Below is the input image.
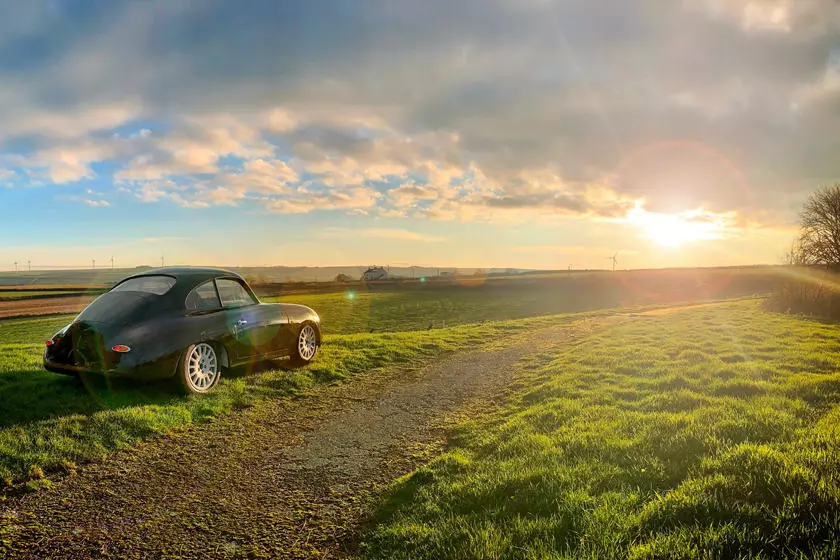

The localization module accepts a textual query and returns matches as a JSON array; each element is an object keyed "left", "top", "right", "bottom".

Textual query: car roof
[{"left": 122, "top": 267, "right": 245, "bottom": 287}]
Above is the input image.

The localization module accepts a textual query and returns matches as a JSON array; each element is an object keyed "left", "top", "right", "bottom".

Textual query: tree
[{"left": 794, "top": 185, "right": 840, "bottom": 266}]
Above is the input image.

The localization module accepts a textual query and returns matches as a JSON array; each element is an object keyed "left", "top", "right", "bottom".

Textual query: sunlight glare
[{"left": 627, "top": 202, "right": 734, "bottom": 248}]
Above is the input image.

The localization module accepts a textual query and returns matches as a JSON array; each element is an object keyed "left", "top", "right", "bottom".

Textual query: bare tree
[
  {"left": 796, "top": 185, "right": 840, "bottom": 266},
  {"left": 784, "top": 240, "right": 810, "bottom": 266}
]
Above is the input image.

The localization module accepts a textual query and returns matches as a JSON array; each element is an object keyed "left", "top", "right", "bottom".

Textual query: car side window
[
  {"left": 216, "top": 278, "right": 257, "bottom": 309},
  {"left": 186, "top": 281, "right": 221, "bottom": 311}
]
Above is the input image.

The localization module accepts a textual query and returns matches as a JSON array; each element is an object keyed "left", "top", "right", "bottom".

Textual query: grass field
[
  {"left": 0, "top": 295, "right": 604, "bottom": 486},
  {"left": 265, "top": 288, "right": 602, "bottom": 334},
  {"left": 0, "top": 275, "right": 774, "bottom": 487},
  {"left": 364, "top": 300, "right": 840, "bottom": 559},
  {"left": 2, "top": 277, "right": 839, "bottom": 555}
]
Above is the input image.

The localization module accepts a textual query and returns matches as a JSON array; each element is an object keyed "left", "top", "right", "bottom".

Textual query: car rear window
[{"left": 111, "top": 275, "right": 176, "bottom": 296}]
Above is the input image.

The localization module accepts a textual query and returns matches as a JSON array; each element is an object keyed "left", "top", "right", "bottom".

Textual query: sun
[
  {"left": 627, "top": 203, "right": 731, "bottom": 248},
  {"left": 635, "top": 213, "right": 699, "bottom": 248}
]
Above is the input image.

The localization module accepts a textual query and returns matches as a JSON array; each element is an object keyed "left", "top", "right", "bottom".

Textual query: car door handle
[{"left": 236, "top": 319, "right": 248, "bottom": 326}]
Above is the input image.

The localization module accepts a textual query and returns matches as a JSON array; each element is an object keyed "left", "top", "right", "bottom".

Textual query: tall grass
[
  {"left": 364, "top": 300, "right": 840, "bottom": 559},
  {"left": 765, "top": 266, "right": 840, "bottom": 318}
]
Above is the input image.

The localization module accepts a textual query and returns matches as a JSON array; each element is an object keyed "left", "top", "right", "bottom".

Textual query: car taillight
[
  {"left": 45, "top": 340, "right": 54, "bottom": 347},
  {"left": 112, "top": 345, "right": 131, "bottom": 353}
]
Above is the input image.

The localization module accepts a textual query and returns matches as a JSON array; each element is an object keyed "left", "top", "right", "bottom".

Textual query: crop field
[
  {"left": 364, "top": 300, "right": 840, "bottom": 559},
  {"left": 0, "top": 291, "right": 85, "bottom": 300}
]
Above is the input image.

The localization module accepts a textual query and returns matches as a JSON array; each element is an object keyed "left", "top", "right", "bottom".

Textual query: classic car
[{"left": 44, "top": 267, "right": 321, "bottom": 394}]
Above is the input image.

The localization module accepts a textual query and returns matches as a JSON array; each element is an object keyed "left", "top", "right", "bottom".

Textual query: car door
[
  {"left": 184, "top": 279, "right": 230, "bottom": 350},
  {"left": 216, "top": 278, "right": 262, "bottom": 361}
]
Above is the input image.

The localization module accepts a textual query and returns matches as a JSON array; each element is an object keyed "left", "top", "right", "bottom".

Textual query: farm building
[{"left": 362, "top": 266, "right": 389, "bottom": 281}]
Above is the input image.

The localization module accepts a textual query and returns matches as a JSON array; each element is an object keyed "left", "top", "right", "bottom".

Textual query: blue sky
[{"left": 1, "top": 0, "right": 837, "bottom": 270}]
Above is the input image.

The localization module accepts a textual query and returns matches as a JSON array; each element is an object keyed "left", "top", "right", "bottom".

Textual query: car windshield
[{"left": 111, "top": 276, "right": 176, "bottom": 296}]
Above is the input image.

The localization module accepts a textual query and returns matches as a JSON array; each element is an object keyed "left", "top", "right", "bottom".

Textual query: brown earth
[
  {"left": 0, "top": 321, "right": 591, "bottom": 559},
  {"left": 0, "top": 296, "right": 94, "bottom": 319}
]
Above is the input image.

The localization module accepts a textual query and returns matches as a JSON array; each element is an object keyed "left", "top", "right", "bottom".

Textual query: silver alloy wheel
[
  {"left": 187, "top": 343, "right": 218, "bottom": 391},
  {"left": 298, "top": 325, "right": 318, "bottom": 361}
]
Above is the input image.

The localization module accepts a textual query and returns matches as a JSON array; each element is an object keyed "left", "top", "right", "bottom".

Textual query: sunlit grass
[
  {"left": 364, "top": 300, "right": 840, "bottom": 559},
  {"left": 0, "top": 306, "right": 584, "bottom": 485},
  {"left": 265, "top": 288, "right": 598, "bottom": 334}
]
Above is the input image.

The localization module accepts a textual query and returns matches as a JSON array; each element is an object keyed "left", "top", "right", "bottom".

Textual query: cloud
[
  {"left": 55, "top": 194, "right": 111, "bottom": 207},
  {"left": 0, "top": 0, "right": 839, "bottom": 233},
  {"left": 263, "top": 186, "right": 380, "bottom": 214},
  {"left": 689, "top": 0, "right": 840, "bottom": 36},
  {"left": 84, "top": 199, "right": 110, "bottom": 207},
  {"left": 317, "top": 227, "right": 446, "bottom": 243}
]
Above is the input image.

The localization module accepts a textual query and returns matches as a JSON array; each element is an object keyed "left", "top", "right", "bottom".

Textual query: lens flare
[{"left": 627, "top": 202, "right": 736, "bottom": 248}]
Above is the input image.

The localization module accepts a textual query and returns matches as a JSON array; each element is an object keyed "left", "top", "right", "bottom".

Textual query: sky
[{"left": 0, "top": 0, "right": 836, "bottom": 271}]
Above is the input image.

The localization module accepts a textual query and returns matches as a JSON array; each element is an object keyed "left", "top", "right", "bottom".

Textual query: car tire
[
  {"left": 176, "top": 342, "right": 221, "bottom": 394},
  {"left": 290, "top": 323, "right": 320, "bottom": 366}
]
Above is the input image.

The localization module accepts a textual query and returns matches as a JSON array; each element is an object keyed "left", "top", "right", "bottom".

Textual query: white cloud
[
  {"left": 264, "top": 186, "right": 380, "bottom": 214},
  {"left": 0, "top": 99, "right": 141, "bottom": 141},
  {"left": 317, "top": 227, "right": 446, "bottom": 243},
  {"left": 83, "top": 199, "right": 110, "bottom": 207},
  {"left": 54, "top": 194, "right": 111, "bottom": 207},
  {"left": 114, "top": 117, "right": 275, "bottom": 181},
  {"left": 688, "top": 0, "right": 840, "bottom": 35}
]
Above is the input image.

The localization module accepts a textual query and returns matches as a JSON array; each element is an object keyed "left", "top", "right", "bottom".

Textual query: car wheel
[
  {"left": 290, "top": 323, "right": 319, "bottom": 365},
  {"left": 177, "top": 342, "right": 221, "bottom": 394}
]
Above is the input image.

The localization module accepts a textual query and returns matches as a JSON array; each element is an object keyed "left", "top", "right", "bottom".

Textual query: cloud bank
[{"left": 1, "top": 0, "right": 839, "bottom": 232}]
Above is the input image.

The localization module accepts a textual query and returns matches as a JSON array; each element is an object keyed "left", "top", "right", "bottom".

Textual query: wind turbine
[{"left": 607, "top": 251, "right": 619, "bottom": 272}]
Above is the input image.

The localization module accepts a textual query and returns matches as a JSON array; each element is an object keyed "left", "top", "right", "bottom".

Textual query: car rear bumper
[{"left": 43, "top": 353, "right": 179, "bottom": 380}]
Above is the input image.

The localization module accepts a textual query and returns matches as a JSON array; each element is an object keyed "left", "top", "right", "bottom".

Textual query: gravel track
[{"left": 0, "top": 322, "right": 587, "bottom": 559}]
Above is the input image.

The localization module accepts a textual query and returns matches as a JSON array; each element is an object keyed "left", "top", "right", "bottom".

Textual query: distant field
[
  {"left": 365, "top": 300, "right": 840, "bottom": 559},
  {"left": 0, "top": 291, "right": 85, "bottom": 300},
  {"left": 263, "top": 267, "right": 781, "bottom": 334},
  {"left": 0, "top": 265, "right": 789, "bottom": 321}
]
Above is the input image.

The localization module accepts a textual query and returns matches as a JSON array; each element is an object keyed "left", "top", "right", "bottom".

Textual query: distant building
[
  {"left": 362, "top": 266, "right": 389, "bottom": 281},
  {"left": 334, "top": 274, "right": 354, "bottom": 283}
]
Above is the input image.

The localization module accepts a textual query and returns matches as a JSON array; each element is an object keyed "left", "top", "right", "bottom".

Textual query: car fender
[{"left": 279, "top": 303, "right": 319, "bottom": 323}]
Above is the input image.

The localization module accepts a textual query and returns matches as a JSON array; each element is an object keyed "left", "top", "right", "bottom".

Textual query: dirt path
[{"left": 1, "top": 321, "right": 588, "bottom": 559}]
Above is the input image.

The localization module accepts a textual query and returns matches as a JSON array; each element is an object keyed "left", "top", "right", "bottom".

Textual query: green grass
[
  {"left": 0, "top": 282, "right": 760, "bottom": 487},
  {"left": 0, "top": 305, "right": 590, "bottom": 485},
  {"left": 364, "top": 300, "right": 840, "bottom": 559},
  {"left": 264, "top": 288, "right": 594, "bottom": 335}
]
